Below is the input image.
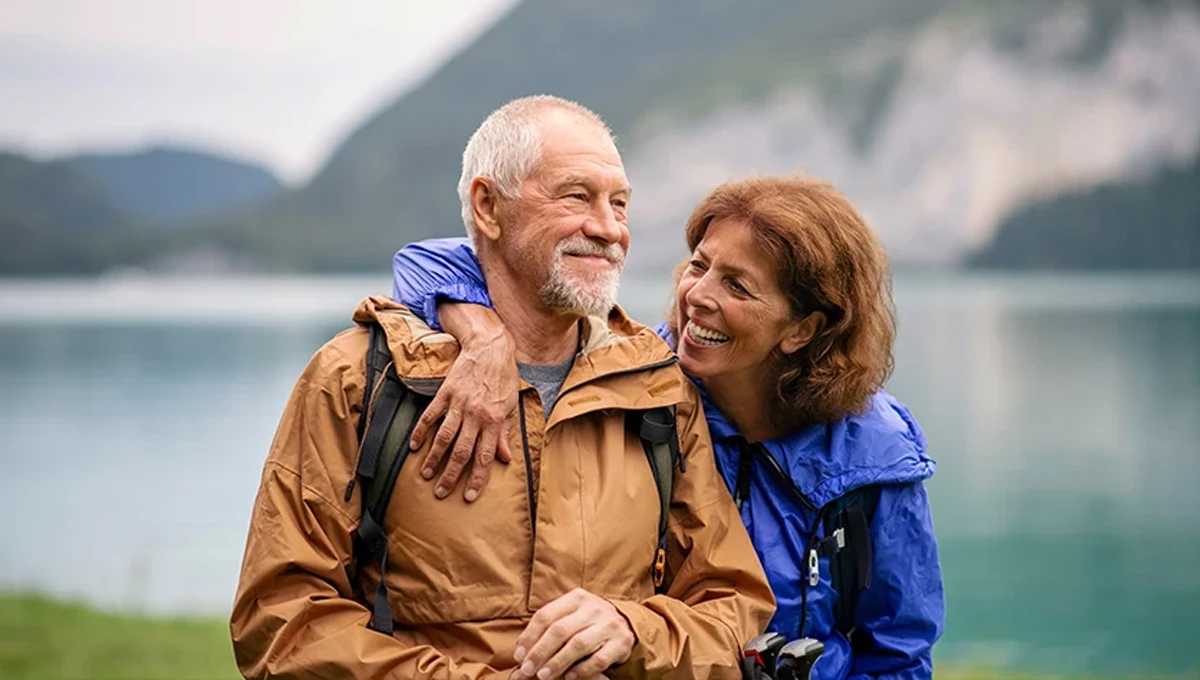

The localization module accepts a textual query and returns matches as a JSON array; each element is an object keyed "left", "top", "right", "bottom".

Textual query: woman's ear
[
  {"left": 471, "top": 177, "right": 503, "bottom": 242},
  {"left": 780, "top": 311, "right": 826, "bottom": 355}
]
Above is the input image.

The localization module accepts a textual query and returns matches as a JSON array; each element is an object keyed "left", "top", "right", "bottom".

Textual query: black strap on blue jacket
[
  {"left": 817, "top": 485, "right": 881, "bottom": 637},
  {"left": 734, "top": 440, "right": 880, "bottom": 637}
]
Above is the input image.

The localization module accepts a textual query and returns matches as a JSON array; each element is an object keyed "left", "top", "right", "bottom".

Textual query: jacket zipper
[
  {"left": 519, "top": 355, "right": 676, "bottom": 604},
  {"left": 519, "top": 397, "right": 536, "bottom": 537},
  {"left": 751, "top": 443, "right": 817, "bottom": 511},
  {"left": 518, "top": 396, "right": 539, "bottom": 609},
  {"left": 744, "top": 442, "right": 821, "bottom": 638},
  {"left": 799, "top": 518, "right": 826, "bottom": 638}
]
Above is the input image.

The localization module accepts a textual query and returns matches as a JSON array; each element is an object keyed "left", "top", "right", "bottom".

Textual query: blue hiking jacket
[{"left": 391, "top": 238, "right": 945, "bottom": 680}]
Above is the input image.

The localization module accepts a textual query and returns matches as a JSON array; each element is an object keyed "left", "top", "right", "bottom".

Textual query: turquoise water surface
[{"left": 1, "top": 273, "right": 1197, "bottom": 676}]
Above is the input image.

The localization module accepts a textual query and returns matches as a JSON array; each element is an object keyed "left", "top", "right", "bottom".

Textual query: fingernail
[
  {"left": 514, "top": 646, "right": 526, "bottom": 662},
  {"left": 521, "top": 661, "right": 535, "bottom": 677},
  {"left": 421, "top": 467, "right": 434, "bottom": 480},
  {"left": 537, "top": 668, "right": 551, "bottom": 680},
  {"left": 465, "top": 489, "right": 478, "bottom": 502},
  {"left": 435, "top": 485, "right": 449, "bottom": 499}
]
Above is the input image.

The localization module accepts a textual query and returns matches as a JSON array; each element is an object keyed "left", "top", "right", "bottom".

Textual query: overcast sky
[{"left": 0, "top": 0, "right": 520, "bottom": 184}]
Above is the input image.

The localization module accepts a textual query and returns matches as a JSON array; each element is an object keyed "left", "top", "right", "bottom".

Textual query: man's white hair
[{"left": 458, "top": 95, "right": 613, "bottom": 238}]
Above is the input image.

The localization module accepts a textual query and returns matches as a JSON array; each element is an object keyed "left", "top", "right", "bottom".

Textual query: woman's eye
[
  {"left": 688, "top": 259, "right": 706, "bottom": 271},
  {"left": 728, "top": 279, "right": 748, "bottom": 295}
]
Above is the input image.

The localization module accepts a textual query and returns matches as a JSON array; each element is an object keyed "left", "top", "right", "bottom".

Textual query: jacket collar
[
  {"left": 704, "top": 386, "right": 935, "bottom": 508},
  {"left": 354, "top": 296, "right": 686, "bottom": 419}
]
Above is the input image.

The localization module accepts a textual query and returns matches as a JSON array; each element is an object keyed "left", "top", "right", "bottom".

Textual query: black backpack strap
[
  {"left": 817, "top": 485, "right": 882, "bottom": 637},
  {"left": 357, "top": 323, "right": 392, "bottom": 442},
  {"left": 626, "top": 406, "right": 681, "bottom": 593},
  {"left": 348, "top": 322, "right": 429, "bottom": 635}
]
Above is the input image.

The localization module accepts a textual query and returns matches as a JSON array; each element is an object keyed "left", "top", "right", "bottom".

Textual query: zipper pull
[{"left": 808, "top": 548, "right": 819, "bottom": 587}]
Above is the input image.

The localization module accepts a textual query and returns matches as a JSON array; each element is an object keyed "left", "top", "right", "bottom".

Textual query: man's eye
[
  {"left": 568, "top": 193, "right": 588, "bottom": 202},
  {"left": 612, "top": 199, "right": 628, "bottom": 209}
]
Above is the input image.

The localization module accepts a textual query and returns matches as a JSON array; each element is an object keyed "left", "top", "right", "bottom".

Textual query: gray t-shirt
[{"left": 518, "top": 355, "right": 575, "bottom": 415}]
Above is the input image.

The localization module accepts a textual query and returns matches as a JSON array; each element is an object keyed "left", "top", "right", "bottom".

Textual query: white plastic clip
[
  {"left": 833, "top": 527, "right": 845, "bottom": 550},
  {"left": 808, "top": 549, "right": 819, "bottom": 586}
]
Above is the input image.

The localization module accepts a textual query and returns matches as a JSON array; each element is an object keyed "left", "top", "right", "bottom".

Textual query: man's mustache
[{"left": 556, "top": 238, "right": 626, "bottom": 267}]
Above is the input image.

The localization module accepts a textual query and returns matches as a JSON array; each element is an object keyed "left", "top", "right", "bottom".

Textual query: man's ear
[
  {"left": 780, "top": 311, "right": 826, "bottom": 355},
  {"left": 471, "top": 177, "right": 503, "bottom": 242}
]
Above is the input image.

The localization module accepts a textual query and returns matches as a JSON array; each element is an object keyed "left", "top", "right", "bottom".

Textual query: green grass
[
  {"left": 0, "top": 592, "right": 1190, "bottom": 679},
  {"left": 0, "top": 592, "right": 237, "bottom": 679}
]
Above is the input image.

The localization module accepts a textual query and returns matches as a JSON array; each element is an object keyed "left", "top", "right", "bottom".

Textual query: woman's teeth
[{"left": 686, "top": 321, "right": 730, "bottom": 346}]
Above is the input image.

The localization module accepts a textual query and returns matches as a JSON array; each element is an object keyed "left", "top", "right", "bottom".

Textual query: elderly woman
[{"left": 390, "top": 176, "right": 944, "bottom": 680}]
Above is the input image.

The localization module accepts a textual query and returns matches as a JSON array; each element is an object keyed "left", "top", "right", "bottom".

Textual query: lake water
[{"left": 1, "top": 273, "right": 1198, "bottom": 677}]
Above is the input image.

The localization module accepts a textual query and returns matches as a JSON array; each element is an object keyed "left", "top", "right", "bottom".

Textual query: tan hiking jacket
[{"left": 230, "top": 296, "right": 773, "bottom": 679}]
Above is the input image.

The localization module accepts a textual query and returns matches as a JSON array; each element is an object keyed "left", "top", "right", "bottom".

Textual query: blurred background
[{"left": 1, "top": 0, "right": 1198, "bottom": 677}]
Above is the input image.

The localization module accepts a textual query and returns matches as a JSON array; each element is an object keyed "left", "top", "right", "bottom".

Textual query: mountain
[
  {"left": 0, "top": 153, "right": 133, "bottom": 275},
  {"left": 66, "top": 146, "right": 283, "bottom": 224},
  {"left": 0, "top": 152, "right": 126, "bottom": 232},
  {"left": 6, "top": 0, "right": 1199, "bottom": 275},
  {"left": 968, "top": 155, "right": 1200, "bottom": 270},
  {"left": 0, "top": 146, "right": 282, "bottom": 275},
  {"left": 180, "top": 0, "right": 1198, "bottom": 275},
  {"left": 190, "top": 0, "right": 961, "bottom": 271},
  {"left": 615, "top": 0, "right": 1200, "bottom": 274}
]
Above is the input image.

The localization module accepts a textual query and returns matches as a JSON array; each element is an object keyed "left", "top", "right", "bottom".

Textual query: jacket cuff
[
  {"left": 422, "top": 283, "right": 493, "bottom": 331},
  {"left": 605, "top": 599, "right": 660, "bottom": 679}
]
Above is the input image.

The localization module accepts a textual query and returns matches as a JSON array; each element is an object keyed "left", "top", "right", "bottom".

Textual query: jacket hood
[
  {"left": 352, "top": 296, "right": 462, "bottom": 393},
  {"left": 707, "top": 388, "right": 934, "bottom": 508}
]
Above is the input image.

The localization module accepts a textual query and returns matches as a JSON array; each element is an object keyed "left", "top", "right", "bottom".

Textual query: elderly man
[{"left": 230, "top": 95, "right": 773, "bottom": 680}]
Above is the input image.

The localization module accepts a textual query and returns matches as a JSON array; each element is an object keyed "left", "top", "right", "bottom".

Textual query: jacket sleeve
[
  {"left": 229, "top": 341, "right": 507, "bottom": 680},
  {"left": 607, "top": 392, "right": 776, "bottom": 680},
  {"left": 391, "top": 237, "right": 492, "bottom": 331},
  {"left": 845, "top": 481, "right": 944, "bottom": 680}
]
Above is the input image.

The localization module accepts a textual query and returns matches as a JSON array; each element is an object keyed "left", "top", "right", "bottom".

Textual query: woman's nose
[{"left": 685, "top": 274, "right": 717, "bottom": 310}]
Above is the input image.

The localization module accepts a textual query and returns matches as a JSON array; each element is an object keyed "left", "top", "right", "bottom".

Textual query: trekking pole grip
[
  {"left": 775, "top": 638, "right": 825, "bottom": 680},
  {"left": 742, "top": 632, "right": 787, "bottom": 679}
]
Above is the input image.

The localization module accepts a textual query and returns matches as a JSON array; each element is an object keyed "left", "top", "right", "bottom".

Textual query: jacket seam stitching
[
  {"left": 810, "top": 458, "right": 931, "bottom": 500},
  {"left": 666, "top": 498, "right": 728, "bottom": 528},
  {"left": 263, "top": 460, "right": 357, "bottom": 525},
  {"left": 322, "top": 337, "right": 358, "bottom": 367}
]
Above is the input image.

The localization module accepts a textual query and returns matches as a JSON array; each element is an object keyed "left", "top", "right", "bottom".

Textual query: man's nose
[{"left": 582, "top": 201, "right": 624, "bottom": 244}]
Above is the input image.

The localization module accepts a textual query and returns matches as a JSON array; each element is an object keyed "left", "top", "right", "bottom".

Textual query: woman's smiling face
[{"left": 674, "top": 217, "right": 809, "bottom": 385}]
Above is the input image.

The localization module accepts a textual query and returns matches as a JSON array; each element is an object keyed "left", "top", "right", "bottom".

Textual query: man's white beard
[{"left": 540, "top": 237, "right": 625, "bottom": 317}]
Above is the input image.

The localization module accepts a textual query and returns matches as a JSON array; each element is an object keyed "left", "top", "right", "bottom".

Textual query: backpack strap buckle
[{"left": 652, "top": 546, "right": 667, "bottom": 588}]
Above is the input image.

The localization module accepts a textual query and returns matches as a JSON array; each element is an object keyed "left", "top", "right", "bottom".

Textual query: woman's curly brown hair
[{"left": 675, "top": 175, "right": 896, "bottom": 427}]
